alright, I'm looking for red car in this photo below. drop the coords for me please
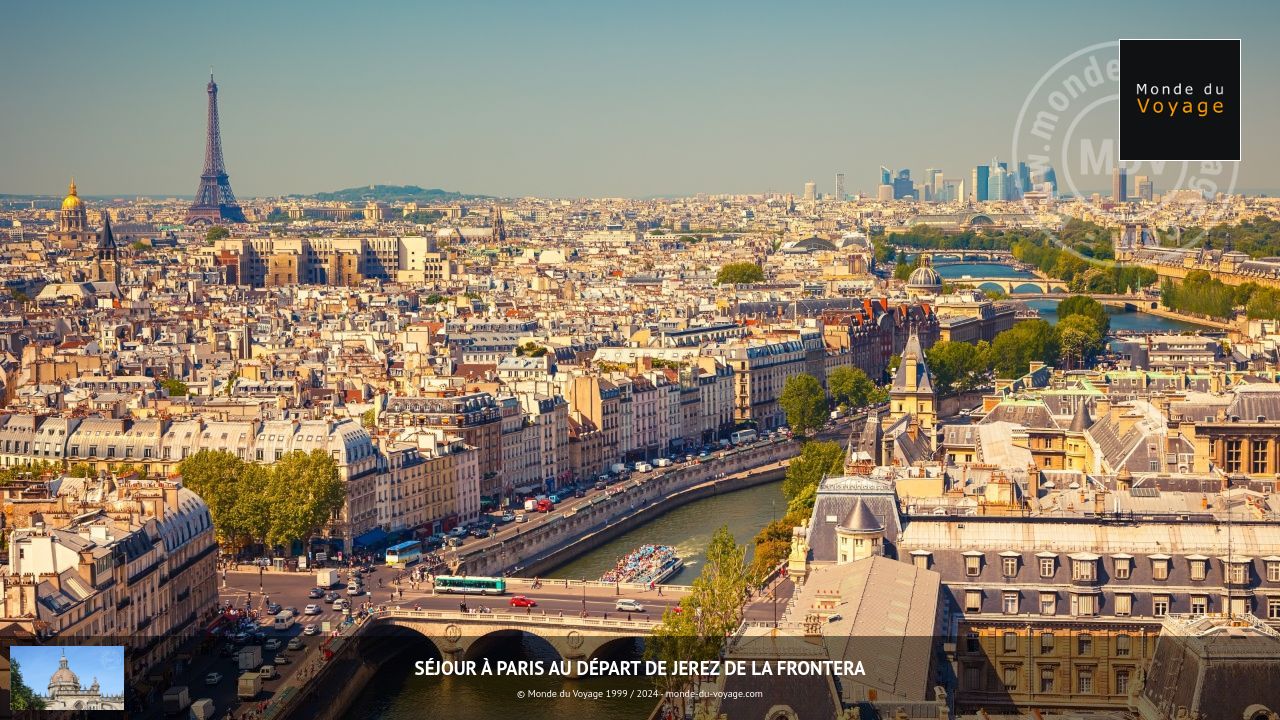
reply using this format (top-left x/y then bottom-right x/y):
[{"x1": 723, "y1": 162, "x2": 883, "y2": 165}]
[{"x1": 509, "y1": 596, "x2": 537, "y2": 608}]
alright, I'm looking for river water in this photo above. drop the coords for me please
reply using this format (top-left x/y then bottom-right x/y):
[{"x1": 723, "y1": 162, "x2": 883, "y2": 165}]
[{"x1": 344, "y1": 480, "x2": 785, "y2": 720}]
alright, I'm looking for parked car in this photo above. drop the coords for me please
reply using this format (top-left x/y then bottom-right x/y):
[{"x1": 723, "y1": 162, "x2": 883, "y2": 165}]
[
  {"x1": 274, "y1": 655, "x2": 290, "y2": 665},
  {"x1": 266, "y1": 602, "x2": 282, "y2": 615},
  {"x1": 324, "y1": 592, "x2": 339, "y2": 604},
  {"x1": 501, "y1": 512, "x2": 515, "y2": 523},
  {"x1": 304, "y1": 604, "x2": 321, "y2": 615},
  {"x1": 615, "y1": 599, "x2": 644, "y2": 612},
  {"x1": 514, "y1": 513, "x2": 527, "y2": 523},
  {"x1": 259, "y1": 666, "x2": 276, "y2": 680},
  {"x1": 264, "y1": 639, "x2": 282, "y2": 651},
  {"x1": 303, "y1": 624, "x2": 318, "y2": 636},
  {"x1": 509, "y1": 595, "x2": 537, "y2": 608},
  {"x1": 308, "y1": 588, "x2": 325, "y2": 599},
  {"x1": 205, "y1": 672, "x2": 223, "y2": 686},
  {"x1": 287, "y1": 638, "x2": 303, "y2": 651}
]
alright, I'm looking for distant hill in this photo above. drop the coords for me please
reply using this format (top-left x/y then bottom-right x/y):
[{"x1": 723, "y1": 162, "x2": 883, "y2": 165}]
[{"x1": 299, "y1": 185, "x2": 489, "y2": 203}]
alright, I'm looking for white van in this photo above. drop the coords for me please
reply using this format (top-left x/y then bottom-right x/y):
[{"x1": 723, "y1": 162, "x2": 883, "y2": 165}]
[
  {"x1": 273, "y1": 611, "x2": 294, "y2": 631},
  {"x1": 346, "y1": 581, "x2": 364, "y2": 596}
]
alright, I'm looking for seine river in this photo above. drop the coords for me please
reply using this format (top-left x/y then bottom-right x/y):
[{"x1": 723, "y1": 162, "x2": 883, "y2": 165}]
[{"x1": 344, "y1": 480, "x2": 785, "y2": 720}]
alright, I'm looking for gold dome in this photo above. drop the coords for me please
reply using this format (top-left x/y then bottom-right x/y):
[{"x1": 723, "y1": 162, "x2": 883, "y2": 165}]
[{"x1": 61, "y1": 179, "x2": 83, "y2": 210}]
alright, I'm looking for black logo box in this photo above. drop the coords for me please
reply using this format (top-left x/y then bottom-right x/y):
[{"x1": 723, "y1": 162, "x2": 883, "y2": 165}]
[{"x1": 1119, "y1": 39, "x2": 1241, "y2": 162}]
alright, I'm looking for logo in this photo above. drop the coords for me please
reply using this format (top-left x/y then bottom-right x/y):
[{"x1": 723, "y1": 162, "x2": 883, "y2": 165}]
[{"x1": 1012, "y1": 41, "x2": 1238, "y2": 252}]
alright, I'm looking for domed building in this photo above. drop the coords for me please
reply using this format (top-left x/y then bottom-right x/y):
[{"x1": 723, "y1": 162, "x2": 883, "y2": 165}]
[
  {"x1": 42, "y1": 650, "x2": 124, "y2": 711},
  {"x1": 905, "y1": 254, "x2": 942, "y2": 297},
  {"x1": 48, "y1": 178, "x2": 100, "y2": 251}
]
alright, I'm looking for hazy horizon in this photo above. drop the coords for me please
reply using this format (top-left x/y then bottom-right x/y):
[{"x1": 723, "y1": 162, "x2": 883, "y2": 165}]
[{"x1": 2, "y1": 0, "x2": 1277, "y2": 199}]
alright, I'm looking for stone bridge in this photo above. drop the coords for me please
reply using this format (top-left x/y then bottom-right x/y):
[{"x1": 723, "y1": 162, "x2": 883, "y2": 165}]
[
  {"x1": 947, "y1": 277, "x2": 1070, "y2": 294},
  {"x1": 891, "y1": 248, "x2": 1014, "y2": 262},
  {"x1": 357, "y1": 609, "x2": 657, "y2": 676}
]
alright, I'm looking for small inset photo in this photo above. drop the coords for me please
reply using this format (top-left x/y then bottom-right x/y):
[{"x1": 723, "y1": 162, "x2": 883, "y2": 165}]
[{"x1": 9, "y1": 646, "x2": 125, "y2": 712}]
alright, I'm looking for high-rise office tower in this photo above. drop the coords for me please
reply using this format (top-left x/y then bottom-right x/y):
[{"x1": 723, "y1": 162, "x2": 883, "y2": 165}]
[
  {"x1": 880, "y1": 166, "x2": 892, "y2": 186},
  {"x1": 1135, "y1": 175, "x2": 1154, "y2": 201},
  {"x1": 972, "y1": 165, "x2": 990, "y2": 202},
  {"x1": 892, "y1": 169, "x2": 914, "y2": 200},
  {"x1": 835, "y1": 173, "x2": 845, "y2": 201},
  {"x1": 1043, "y1": 166, "x2": 1058, "y2": 193},
  {"x1": 988, "y1": 165, "x2": 1008, "y2": 202},
  {"x1": 1017, "y1": 162, "x2": 1031, "y2": 197},
  {"x1": 1112, "y1": 167, "x2": 1127, "y2": 202},
  {"x1": 803, "y1": 181, "x2": 817, "y2": 203},
  {"x1": 930, "y1": 171, "x2": 945, "y2": 200}
]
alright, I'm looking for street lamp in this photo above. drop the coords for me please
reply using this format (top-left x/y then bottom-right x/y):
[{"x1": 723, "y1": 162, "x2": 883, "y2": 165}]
[{"x1": 581, "y1": 577, "x2": 586, "y2": 616}]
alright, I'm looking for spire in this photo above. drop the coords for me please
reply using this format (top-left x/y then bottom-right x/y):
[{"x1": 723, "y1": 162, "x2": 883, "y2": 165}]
[
  {"x1": 68, "y1": 178, "x2": 77, "y2": 197},
  {"x1": 98, "y1": 209, "x2": 115, "y2": 250},
  {"x1": 839, "y1": 498, "x2": 882, "y2": 532}
]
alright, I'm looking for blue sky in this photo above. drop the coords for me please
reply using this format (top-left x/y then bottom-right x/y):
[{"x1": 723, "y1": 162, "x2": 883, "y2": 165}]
[
  {"x1": 1, "y1": 0, "x2": 1276, "y2": 198},
  {"x1": 9, "y1": 645, "x2": 125, "y2": 697}
]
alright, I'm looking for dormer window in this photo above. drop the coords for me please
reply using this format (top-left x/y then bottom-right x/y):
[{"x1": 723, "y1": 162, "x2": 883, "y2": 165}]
[
  {"x1": 1000, "y1": 552, "x2": 1020, "y2": 578},
  {"x1": 1188, "y1": 555, "x2": 1209, "y2": 581},
  {"x1": 1070, "y1": 553, "x2": 1099, "y2": 581},
  {"x1": 963, "y1": 551, "x2": 984, "y2": 577},
  {"x1": 1151, "y1": 554, "x2": 1171, "y2": 580}
]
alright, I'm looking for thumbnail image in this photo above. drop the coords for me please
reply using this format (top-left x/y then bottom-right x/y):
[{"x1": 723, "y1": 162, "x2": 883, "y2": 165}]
[{"x1": 8, "y1": 646, "x2": 124, "y2": 712}]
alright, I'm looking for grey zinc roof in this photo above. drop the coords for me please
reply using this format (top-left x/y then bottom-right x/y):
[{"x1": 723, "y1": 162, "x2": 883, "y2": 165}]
[
  {"x1": 840, "y1": 498, "x2": 883, "y2": 532},
  {"x1": 890, "y1": 331, "x2": 933, "y2": 395},
  {"x1": 807, "y1": 475, "x2": 902, "y2": 562}
]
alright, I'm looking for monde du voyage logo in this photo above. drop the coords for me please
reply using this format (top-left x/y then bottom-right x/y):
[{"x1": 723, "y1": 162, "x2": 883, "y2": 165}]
[{"x1": 1120, "y1": 39, "x2": 1241, "y2": 162}]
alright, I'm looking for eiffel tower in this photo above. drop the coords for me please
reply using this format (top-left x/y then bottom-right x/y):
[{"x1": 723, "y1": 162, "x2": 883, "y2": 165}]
[{"x1": 185, "y1": 72, "x2": 246, "y2": 225}]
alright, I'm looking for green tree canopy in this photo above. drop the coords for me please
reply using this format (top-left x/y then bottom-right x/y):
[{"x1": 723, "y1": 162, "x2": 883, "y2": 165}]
[
  {"x1": 827, "y1": 367, "x2": 881, "y2": 410},
  {"x1": 990, "y1": 319, "x2": 1060, "y2": 378},
  {"x1": 781, "y1": 441, "x2": 845, "y2": 514},
  {"x1": 160, "y1": 377, "x2": 189, "y2": 396},
  {"x1": 1057, "y1": 295, "x2": 1111, "y2": 336},
  {"x1": 178, "y1": 449, "x2": 344, "y2": 551},
  {"x1": 778, "y1": 373, "x2": 828, "y2": 435},
  {"x1": 714, "y1": 262, "x2": 764, "y2": 285},
  {"x1": 926, "y1": 340, "x2": 992, "y2": 394},
  {"x1": 1057, "y1": 314, "x2": 1105, "y2": 369},
  {"x1": 10, "y1": 658, "x2": 45, "y2": 710},
  {"x1": 647, "y1": 526, "x2": 750, "y2": 717},
  {"x1": 205, "y1": 226, "x2": 230, "y2": 243}
]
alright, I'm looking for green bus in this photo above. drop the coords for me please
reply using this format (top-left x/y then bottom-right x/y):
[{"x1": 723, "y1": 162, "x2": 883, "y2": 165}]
[{"x1": 434, "y1": 575, "x2": 507, "y2": 595}]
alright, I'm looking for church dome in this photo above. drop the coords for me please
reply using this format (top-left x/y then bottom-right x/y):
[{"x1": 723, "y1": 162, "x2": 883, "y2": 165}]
[
  {"x1": 48, "y1": 653, "x2": 80, "y2": 693},
  {"x1": 61, "y1": 180, "x2": 84, "y2": 211},
  {"x1": 907, "y1": 264, "x2": 942, "y2": 289}
]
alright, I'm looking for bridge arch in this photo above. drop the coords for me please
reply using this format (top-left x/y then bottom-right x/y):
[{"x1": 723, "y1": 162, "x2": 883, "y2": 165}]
[
  {"x1": 1012, "y1": 282, "x2": 1046, "y2": 294},
  {"x1": 464, "y1": 628, "x2": 564, "y2": 664},
  {"x1": 978, "y1": 281, "x2": 1009, "y2": 294},
  {"x1": 588, "y1": 635, "x2": 645, "y2": 663}
]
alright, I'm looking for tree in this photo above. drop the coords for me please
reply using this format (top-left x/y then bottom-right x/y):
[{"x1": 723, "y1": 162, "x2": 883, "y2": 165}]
[
  {"x1": 205, "y1": 226, "x2": 230, "y2": 243},
  {"x1": 778, "y1": 374, "x2": 827, "y2": 435},
  {"x1": 361, "y1": 409, "x2": 376, "y2": 428},
  {"x1": 179, "y1": 450, "x2": 251, "y2": 548},
  {"x1": 827, "y1": 367, "x2": 878, "y2": 410},
  {"x1": 647, "y1": 526, "x2": 750, "y2": 719},
  {"x1": 926, "y1": 341, "x2": 991, "y2": 395},
  {"x1": 990, "y1": 320, "x2": 1060, "y2": 378},
  {"x1": 781, "y1": 441, "x2": 845, "y2": 513},
  {"x1": 425, "y1": 293, "x2": 444, "y2": 305},
  {"x1": 161, "y1": 378, "x2": 189, "y2": 397},
  {"x1": 264, "y1": 450, "x2": 345, "y2": 548},
  {"x1": 1057, "y1": 295, "x2": 1111, "y2": 336},
  {"x1": 1057, "y1": 314, "x2": 1105, "y2": 369},
  {"x1": 714, "y1": 262, "x2": 764, "y2": 285},
  {"x1": 10, "y1": 658, "x2": 45, "y2": 710}
]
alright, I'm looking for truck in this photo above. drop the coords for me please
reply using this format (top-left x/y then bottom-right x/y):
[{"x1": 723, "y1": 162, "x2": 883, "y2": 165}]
[
  {"x1": 163, "y1": 686, "x2": 191, "y2": 715},
  {"x1": 535, "y1": 498, "x2": 553, "y2": 512},
  {"x1": 237, "y1": 646, "x2": 263, "y2": 672},
  {"x1": 634, "y1": 462, "x2": 653, "y2": 473},
  {"x1": 317, "y1": 568, "x2": 340, "y2": 588},
  {"x1": 188, "y1": 698, "x2": 215, "y2": 720},
  {"x1": 237, "y1": 672, "x2": 262, "y2": 700},
  {"x1": 655, "y1": 458, "x2": 671, "y2": 468},
  {"x1": 610, "y1": 463, "x2": 627, "y2": 475},
  {"x1": 523, "y1": 498, "x2": 537, "y2": 512}
]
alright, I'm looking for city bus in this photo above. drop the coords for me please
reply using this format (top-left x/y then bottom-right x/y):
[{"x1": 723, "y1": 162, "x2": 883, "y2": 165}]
[
  {"x1": 730, "y1": 429, "x2": 758, "y2": 445},
  {"x1": 385, "y1": 540, "x2": 423, "y2": 567},
  {"x1": 433, "y1": 576, "x2": 507, "y2": 595}
]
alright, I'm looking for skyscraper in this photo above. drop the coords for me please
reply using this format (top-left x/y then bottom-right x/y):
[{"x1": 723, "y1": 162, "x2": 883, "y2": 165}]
[
  {"x1": 1042, "y1": 166, "x2": 1058, "y2": 193},
  {"x1": 1017, "y1": 162, "x2": 1031, "y2": 198},
  {"x1": 803, "y1": 182, "x2": 817, "y2": 203},
  {"x1": 892, "y1": 169, "x2": 914, "y2": 200},
  {"x1": 835, "y1": 173, "x2": 845, "y2": 201},
  {"x1": 1135, "y1": 175, "x2": 1154, "y2": 201},
  {"x1": 880, "y1": 166, "x2": 892, "y2": 187},
  {"x1": 988, "y1": 165, "x2": 1008, "y2": 202},
  {"x1": 971, "y1": 165, "x2": 990, "y2": 202},
  {"x1": 1112, "y1": 167, "x2": 1127, "y2": 202}
]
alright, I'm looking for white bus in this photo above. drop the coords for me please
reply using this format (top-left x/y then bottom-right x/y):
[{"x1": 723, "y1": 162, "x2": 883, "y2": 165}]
[{"x1": 730, "y1": 429, "x2": 758, "y2": 445}]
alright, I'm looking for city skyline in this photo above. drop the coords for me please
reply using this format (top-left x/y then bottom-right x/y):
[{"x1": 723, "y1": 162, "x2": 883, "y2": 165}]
[{"x1": 1, "y1": 0, "x2": 1277, "y2": 199}]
